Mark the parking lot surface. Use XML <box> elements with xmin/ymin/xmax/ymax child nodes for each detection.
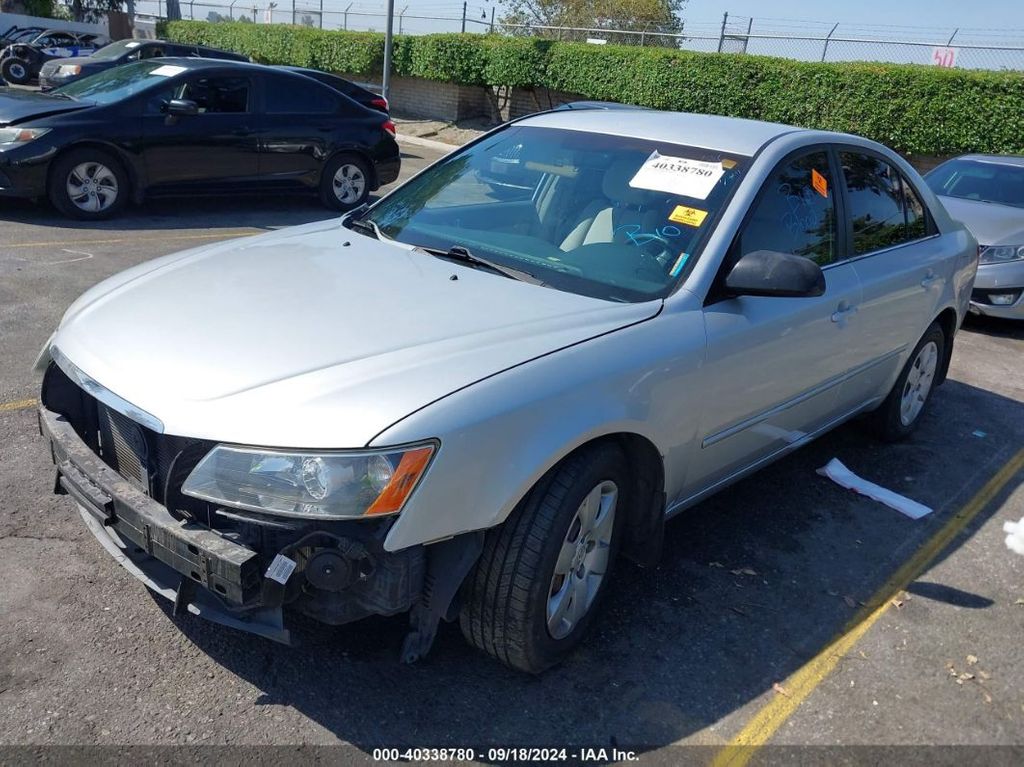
<box><xmin>1</xmin><ymin>139</ymin><xmax>1023</xmax><ymax>760</ymax></box>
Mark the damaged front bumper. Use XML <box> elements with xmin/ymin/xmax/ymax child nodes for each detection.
<box><xmin>40</xmin><ymin>404</ymin><xmax>428</xmax><ymax>646</ymax></box>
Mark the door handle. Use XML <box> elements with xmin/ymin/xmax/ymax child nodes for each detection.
<box><xmin>921</xmin><ymin>269</ymin><xmax>939</xmax><ymax>289</ymax></box>
<box><xmin>831</xmin><ymin>302</ymin><xmax>858</xmax><ymax>323</ymax></box>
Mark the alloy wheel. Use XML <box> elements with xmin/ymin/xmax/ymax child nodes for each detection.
<box><xmin>900</xmin><ymin>340</ymin><xmax>939</xmax><ymax>426</ymax></box>
<box><xmin>546</xmin><ymin>480</ymin><xmax>618</xmax><ymax>640</ymax></box>
<box><xmin>332</xmin><ymin>163</ymin><xmax>367</xmax><ymax>205</ymax></box>
<box><xmin>66</xmin><ymin>161</ymin><xmax>119</xmax><ymax>214</ymax></box>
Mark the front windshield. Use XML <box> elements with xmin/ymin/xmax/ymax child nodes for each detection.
<box><xmin>364</xmin><ymin>125</ymin><xmax>749</xmax><ymax>302</ymax></box>
<box><xmin>88</xmin><ymin>39</ymin><xmax>143</xmax><ymax>61</ymax></box>
<box><xmin>54</xmin><ymin>60</ymin><xmax>185</xmax><ymax>104</ymax></box>
<box><xmin>926</xmin><ymin>159</ymin><xmax>1024</xmax><ymax>209</ymax></box>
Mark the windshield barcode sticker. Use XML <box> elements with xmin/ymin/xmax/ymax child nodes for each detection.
<box><xmin>265</xmin><ymin>554</ymin><xmax>297</xmax><ymax>585</ymax></box>
<box><xmin>629</xmin><ymin>151</ymin><xmax>725</xmax><ymax>200</ymax></box>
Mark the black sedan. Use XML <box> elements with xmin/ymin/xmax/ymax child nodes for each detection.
<box><xmin>39</xmin><ymin>38</ymin><xmax>249</xmax><ymax>91</ymax></box>
<box><xmin>0</xmin><ymin>59</ymin><xmax>400</xmax><ymax>219</ymax></box>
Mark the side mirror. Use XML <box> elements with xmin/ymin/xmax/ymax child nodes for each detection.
<box><xmin>166</xmin><ymin>98</ymin><xmax>198</xmax><ymax>117</ymax></box>
<box><xmin>724</xmin><ymin>250</ymin><xmax>826</xmax><ymax>298</ymax></box>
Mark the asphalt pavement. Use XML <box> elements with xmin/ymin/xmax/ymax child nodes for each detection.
<box><xmin>1</xmin><ymin>139</ymin><xmax>1023</xmax><ymax>762</ymax></box>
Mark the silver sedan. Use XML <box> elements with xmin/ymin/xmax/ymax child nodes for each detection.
<box><xmin>926</xmin><ymin>154</ymin><xmax>1024</xmax><ymax>320</ymax></box>
<box><xmin>38</xmin><ymin>109</ymin><xmax>978</xmax><ymax>672</ymax></box>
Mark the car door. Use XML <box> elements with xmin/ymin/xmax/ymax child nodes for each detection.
<box><xmin>685</xmin><ymin>148</ymin><xmax>863</xmax><ymax>494</ymax></box>
<box><xmin>140</xmin><ymin>71</ymin><xmax>259</xmax><ymax>190</ymax></box>
<box><xmin>257</xmin><ymin>72</ymin><xmax>347</xmax><ymax>188</ymax></box>
<box><xmin>834</xmin><ymin>148</ymin><xmax>947</xmax><ymax>404</ymax></box>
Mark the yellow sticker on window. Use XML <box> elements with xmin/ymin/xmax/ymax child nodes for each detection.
<box><xmin>669</xmin><ymin>205</ymin><xmax>709</xmax><ymax>228</ymax></box>
<box><xmin>721</xmin><ymin>159</ymin><xmax>737</xmax><ymax>170</ymax></box>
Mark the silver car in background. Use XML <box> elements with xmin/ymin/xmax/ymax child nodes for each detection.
<box><xmin>37</xmin><ymin>110</ymin><xmax>978</xmax><ymax>673</ymax></box>
<box><xmin>926</xmin><ymin>154</ymin><xmax>1024</xmax><ymax>320</ymax></box>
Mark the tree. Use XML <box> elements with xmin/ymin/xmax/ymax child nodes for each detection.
<box><xmin>66</xmin><ymin>0</ymin><xmax>123</xmax><ymax>22</ymax></box>
<box><xmin>500</xmin><ymin>0</ymin><xmax>687</xmax><ymax>46</ymax></box>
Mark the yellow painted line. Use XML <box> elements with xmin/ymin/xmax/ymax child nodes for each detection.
<box><xmin>712</xmin><ymin>447</ymin><xmax>1024</xmax><ymax>767</ymax></box>
<box><xmin>7</xmin><ymin>230</ymin><xmax>260</xmax><ymax>249</ymax></box>
<box><xmin>0</xmin><ymin>398</ymin><xmax>37</xmax><ymax>413</ymax></box>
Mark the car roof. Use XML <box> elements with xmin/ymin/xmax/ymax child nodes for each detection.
<box><xmin>517</xmin><ymin>109</ymin><xmax>807</xmax><ymax>156</ymax></box>
<box><xmin>947</xmin><ymin>154</ymin><xmax>1024</xmax><ymax>168</ymax></box>
<box><xmin>135</xmin><ymin>57</ymin><xmax>264</xmax><ymax>73</ymax></box>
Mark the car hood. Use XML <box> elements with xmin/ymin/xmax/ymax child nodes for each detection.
<box><xmin>52</xmin><ymin>219</ymin><xmax>660</xmax><ymax>448</ymax></box>
<box><xmin>938</xmin><ymin>195</ymin><xmax>1024</xmax><ymax>247</ymax></box>
<box><xmin>0</xmin><ymin>87</ymin><xmax>88</xmax><ymax>125</ymax></box>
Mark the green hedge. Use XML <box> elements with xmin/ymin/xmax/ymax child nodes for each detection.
<box><xmin>160</xmin><ymin>20</ymin><xmax>1024</xmax><ymax>156</ymax></box>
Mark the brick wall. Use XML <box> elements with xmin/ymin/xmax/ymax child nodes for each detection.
<box><xmin>339</xmin><ymin>73</ymin><xmax>493</xmax><ymax>122</ymax></box>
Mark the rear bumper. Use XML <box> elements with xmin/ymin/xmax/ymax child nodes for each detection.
<box><xmin>40</xmin><ymin>404</ymin><xmax>291</xmax><ymax>642</ymax></box>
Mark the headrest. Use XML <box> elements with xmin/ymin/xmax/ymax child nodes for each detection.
<box><xmin>602</xmin><ymin>157</ymin><xmax>650</xmax><ymax>207</ymax></box>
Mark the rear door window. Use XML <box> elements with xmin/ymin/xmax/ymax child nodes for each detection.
<box><xmin>737</xmin><ymin>150</ymin><xmax>838</xmax><ymax>266</ymax></box>
<box><xmin>840</xmin><ymin>152</ymin><xmax>929</xmax><ymax>254</ymax></box>
<box><xmin>265</xmin><ymin>76</ymin><xmax>339</xmax><ymax>115</ymax></box>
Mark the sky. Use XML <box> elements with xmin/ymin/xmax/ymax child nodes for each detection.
<box><xmin>686</xmin><ymin>0</ymin><xmax>1024</xmax><ymax>33</ymax></box>
<box><xmin>126</xmin><ymin>0</ymin><xmax>1024</xmax><ymax>47</ymax></box>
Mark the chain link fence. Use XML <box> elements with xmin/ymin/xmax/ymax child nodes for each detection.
<box><xmin>126</xmin><ymin>3</ymin><xmax>1024</xmax><ymax>71</ymax></box>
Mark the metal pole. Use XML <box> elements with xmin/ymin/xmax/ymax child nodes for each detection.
<box><xmin>717</xmin><ymin>11</ymin><xmax>728</xmax><ymax>53</ymax></box>
<box><xmin>399</xmin><ymin>5</ymin><xmax>407</xmax><ymax>35</ymax></box>
<box><xmin>461</xmin><ymin>1</ymin><xmax>467</xmax><ymax>33</ymax></box>
<box><xmin>382</xmin><ymin>0</ymin><xmax>395</xmax><ymax>102</ymax></box>
<box><xmin>821</xmin><ymin>22</ymin><xmax>839</xmax><ymax>62</ymax></box>
<box><xmin>947</xmin><ymin>28</ymin><xmax>959</xmax><ymax>45</ymax></box>
<box><xmin>291</xmin><ymin>0</ymin><xmax>295</xmax><ymax>25</ymax></box>
<box><xmin>742</xmin><ymin>17</ymin><xmax>752</xmax><ymax>54</ymax></box>
<box><xmin>319</xmin><ymin>0</ymin><xmax>323</xmax><ymax>28</ymax></box>
<box><xmin>343</xmin><ymin>3</ymin><xmax>351</xmax><ymax>30</ymax></box>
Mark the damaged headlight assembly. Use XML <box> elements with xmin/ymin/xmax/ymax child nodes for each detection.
<box><xmin>181</xmin><ymin>443</ymin><xmax>436</xmax><ymax>520</ymax></box>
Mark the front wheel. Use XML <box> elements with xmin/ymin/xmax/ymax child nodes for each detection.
<box><xmin>48</xmin><ymin>148</ymin><xmax>128</xmax><ymax>220</ymax></box>
<box><xmin>459</xmin><ymin>443</ymin><xmax>628</xmax><ymax>673</ymax></box>
<box><xmin>319</xmin><ymin>153</ymin><xmax>372</xmax><ymax>211</ymax></box>
<box><xmin>1</xmin><ymin>57</ymin><xmax>31</xmax><ymax>85</ymax></box>
<box><xmin>868</xmin><ymin>322</ymin><xmax>945</xmax><ymax>442</ymax></box>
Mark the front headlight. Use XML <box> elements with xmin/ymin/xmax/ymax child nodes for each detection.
<box><xmin>980</xmin><ymin>245</ymin><xmax>1024</xmax><ymax>264</ymax></box>
<box><xmin>0</xmin><ymin>128</ymin><xmax>51</xmax><ymax>147</ymax></box>
<box><xmin>181</xmin><ymin>443</ymin><xmax>436</xmax><ymax>520</ymax></box>
<box><xmin>57</xmin><ymin>64</ymin><xmax>81</xmax><ymax>75</ymax></box>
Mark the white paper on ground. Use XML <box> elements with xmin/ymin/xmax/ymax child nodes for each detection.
<box><xmin>817</xmin><ymin>458</ymin><xmax>933</xmax><ymax>520</ymax></box>
<box><xmin>1004</xmin><ymin>516</ymin><xmax>1024</xmax><ymax>555</ymax></box>
<box><xmin>628</xmin><ymin>151</ymin><xmax>724</xmax><ymax>200</ymax></box>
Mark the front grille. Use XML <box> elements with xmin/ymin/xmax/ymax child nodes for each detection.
<box><xmin>98</xmin><ymin>403</ymin><xmax>149</xmax><ymax>491</ymax></box>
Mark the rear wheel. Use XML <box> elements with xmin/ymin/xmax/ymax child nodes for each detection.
<box><xmin>1</xmin><ymin>57</ymin><xmax>31</xmax><ymax>85</ymax></box>
<box><xmin>868</xmin><ymin>322</ymin><xmax>945</xmax><ymax>442</ymax></box>
<box><xmin>319</xmin><ymin>153</ymin><xmax>371</xmax><ymax>211</ymax></box>
<box><xmin>459</xmin><ymin>443</ymin><xmax>628</xmax><ymax>673</ymax></box>
<box><xmin>48</xmin><ymin>148</ymin><xmax>128</xmax><ymax>220</ymax></box>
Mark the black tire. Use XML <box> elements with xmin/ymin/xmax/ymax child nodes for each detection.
<box><xmin>48</xmin><ymin>148</ymin><xmax>129</xmax><ymax>220</ymax></box>
<box><xmin>868</xmin><ymin>321</ymin><xmax>945</xmax><ymax>442</ymax></box>
<box><xmin>459</xmin><ymin>443</ymin><xmax>629</xmax><ymax>673</ymax></box>
<box><xmin>1</xmin><ymin>57</ymin><xmax>31</xmax><ymax>85</ymax></box>
<box><xmin>319</xmin><ymin>153</ymin><xmax>372</xmax><ymax>211</ymax></box>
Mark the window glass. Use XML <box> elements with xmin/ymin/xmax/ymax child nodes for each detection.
<box><xmin>266</xmin><ymin>77</ymin><xmax>338</xmax><ymax>114</ymax></box>
<box><xmin>903</xmin><ymin>178</ymin><xmax>928</xmax><ymax>241</ymax></box>
<box><xmin>840</xmin><ymin>152</ymin><xmax>913</xmax><ymax>254</ymax></box>
<box><xmin>739</xmin><ymin>151</ymin><xmax>836</xmax><ymax>266</ymax></box>
<box><xmin>363</xmin><ymin>125</ymin><xmax>750</xmax><ymax>303</ymax></box>
<box><xmin>179</xmin><ymin>76</ymin><xmax>250</xmax><ymax>113</ymax></box>
<box><xmin>925</xmin><ymin>158</ymin><xmax>1024</xmax><ymax>209</ymax></box>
